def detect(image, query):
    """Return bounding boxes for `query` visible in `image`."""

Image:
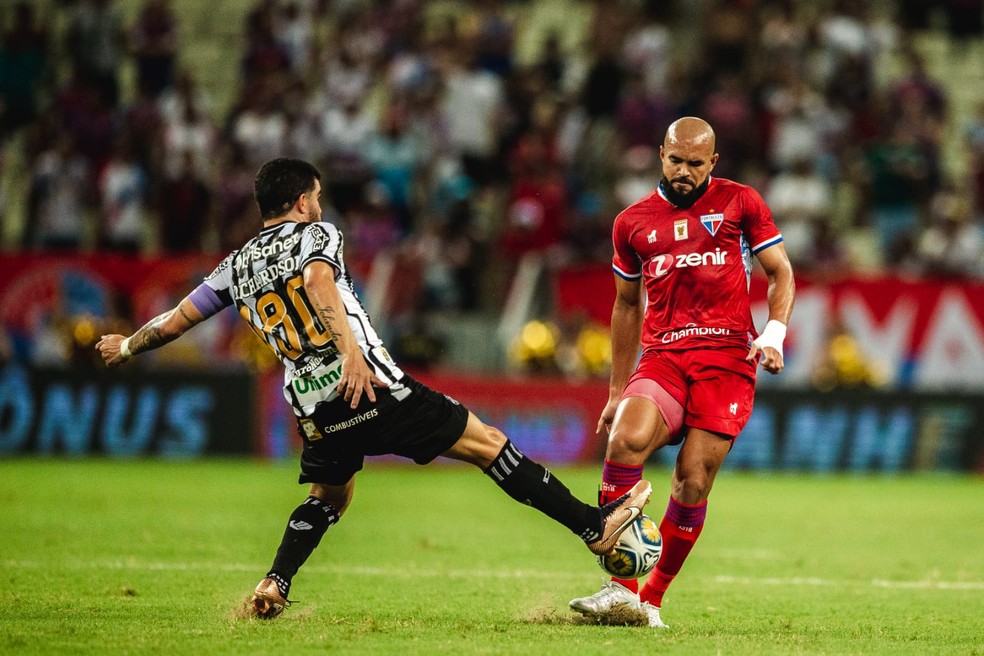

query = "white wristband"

[119,337,132,360]
[754,320,786,357]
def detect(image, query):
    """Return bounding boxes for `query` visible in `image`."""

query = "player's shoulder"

[616,189,662,222]
[303,220,340,238]
[303,219,335,234]
[300,220,341,247]
[710,177,764,201]
[709,176,757,194]
[205,251,236,282]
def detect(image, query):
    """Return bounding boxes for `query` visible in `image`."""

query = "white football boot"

[569,582,671,629]
[568,580,639,615]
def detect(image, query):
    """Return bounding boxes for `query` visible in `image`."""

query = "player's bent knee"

[482,424,508,449]
[465,422,507,467]
[608,426,661,463]
[442,413,506,468]
[309,481,354,515]
[673,460,722,501]
[671,474,712,502]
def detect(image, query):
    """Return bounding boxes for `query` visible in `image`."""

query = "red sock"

[600,459,643,593]
[640,496,707,607]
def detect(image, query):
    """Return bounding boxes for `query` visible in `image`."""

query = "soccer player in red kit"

[569,117,795,628]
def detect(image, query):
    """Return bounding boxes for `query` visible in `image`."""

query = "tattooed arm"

[303,260,386,409]
[96,297,206,367]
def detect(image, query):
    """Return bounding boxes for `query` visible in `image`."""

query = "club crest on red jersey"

[700,212,724,236]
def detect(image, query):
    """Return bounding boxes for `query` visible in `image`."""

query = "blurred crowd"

[1,0,983,377]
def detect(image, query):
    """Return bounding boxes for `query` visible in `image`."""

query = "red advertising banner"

[0,251,223,329]
[410,369,609,464]
[556,267,984,390]
[3,254,983,391]
[0,252,240,367]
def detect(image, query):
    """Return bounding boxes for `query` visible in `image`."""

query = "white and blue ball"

[596,514,662,579]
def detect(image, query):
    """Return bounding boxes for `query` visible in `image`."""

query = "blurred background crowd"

[0,0,982,381]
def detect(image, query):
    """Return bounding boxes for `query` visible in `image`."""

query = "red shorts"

[622,344,757,440]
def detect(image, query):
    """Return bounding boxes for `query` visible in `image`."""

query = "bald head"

[665,116,716,152]
[660,116,719,203]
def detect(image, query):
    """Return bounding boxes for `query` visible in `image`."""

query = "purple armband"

[188,283,226,319]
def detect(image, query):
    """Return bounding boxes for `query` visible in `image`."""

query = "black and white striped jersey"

[201,220,404,416]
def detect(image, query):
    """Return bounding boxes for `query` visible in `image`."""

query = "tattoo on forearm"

[130,311,177,354]
[316,306,343,342]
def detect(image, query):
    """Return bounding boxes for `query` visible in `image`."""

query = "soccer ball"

[596,514,662,579]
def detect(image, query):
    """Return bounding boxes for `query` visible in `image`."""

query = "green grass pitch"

[2,458,983,655]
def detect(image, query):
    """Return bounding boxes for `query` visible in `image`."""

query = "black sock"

[267,496,340,597]
[484,440,602,542]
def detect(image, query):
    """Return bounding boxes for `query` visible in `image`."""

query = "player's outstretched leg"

[249,491,345,619]
[480,439,651,553]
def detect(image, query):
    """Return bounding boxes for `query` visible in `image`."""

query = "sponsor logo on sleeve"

[309,224,330,253]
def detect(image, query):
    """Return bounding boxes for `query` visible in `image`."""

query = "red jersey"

[612,177,783,352]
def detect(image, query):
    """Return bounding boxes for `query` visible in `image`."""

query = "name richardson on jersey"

[234,256,300,298]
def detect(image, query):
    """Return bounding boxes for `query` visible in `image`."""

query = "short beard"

[658,176,710,209]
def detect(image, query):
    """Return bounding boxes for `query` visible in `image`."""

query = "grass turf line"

[1,458,983,655]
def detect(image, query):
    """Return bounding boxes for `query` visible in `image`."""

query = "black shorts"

[295,374,469,486]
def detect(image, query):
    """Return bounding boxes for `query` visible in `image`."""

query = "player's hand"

[596,398,620,436]
[337,353,388,409]
[746,343,784,374]
[747,320,786,375]
[96,334,127,367]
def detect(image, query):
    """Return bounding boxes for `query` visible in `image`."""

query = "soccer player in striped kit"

[568,117,795,628]
[96,157,651,618]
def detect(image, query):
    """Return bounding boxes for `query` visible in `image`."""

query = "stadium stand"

[1,0,983,373]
